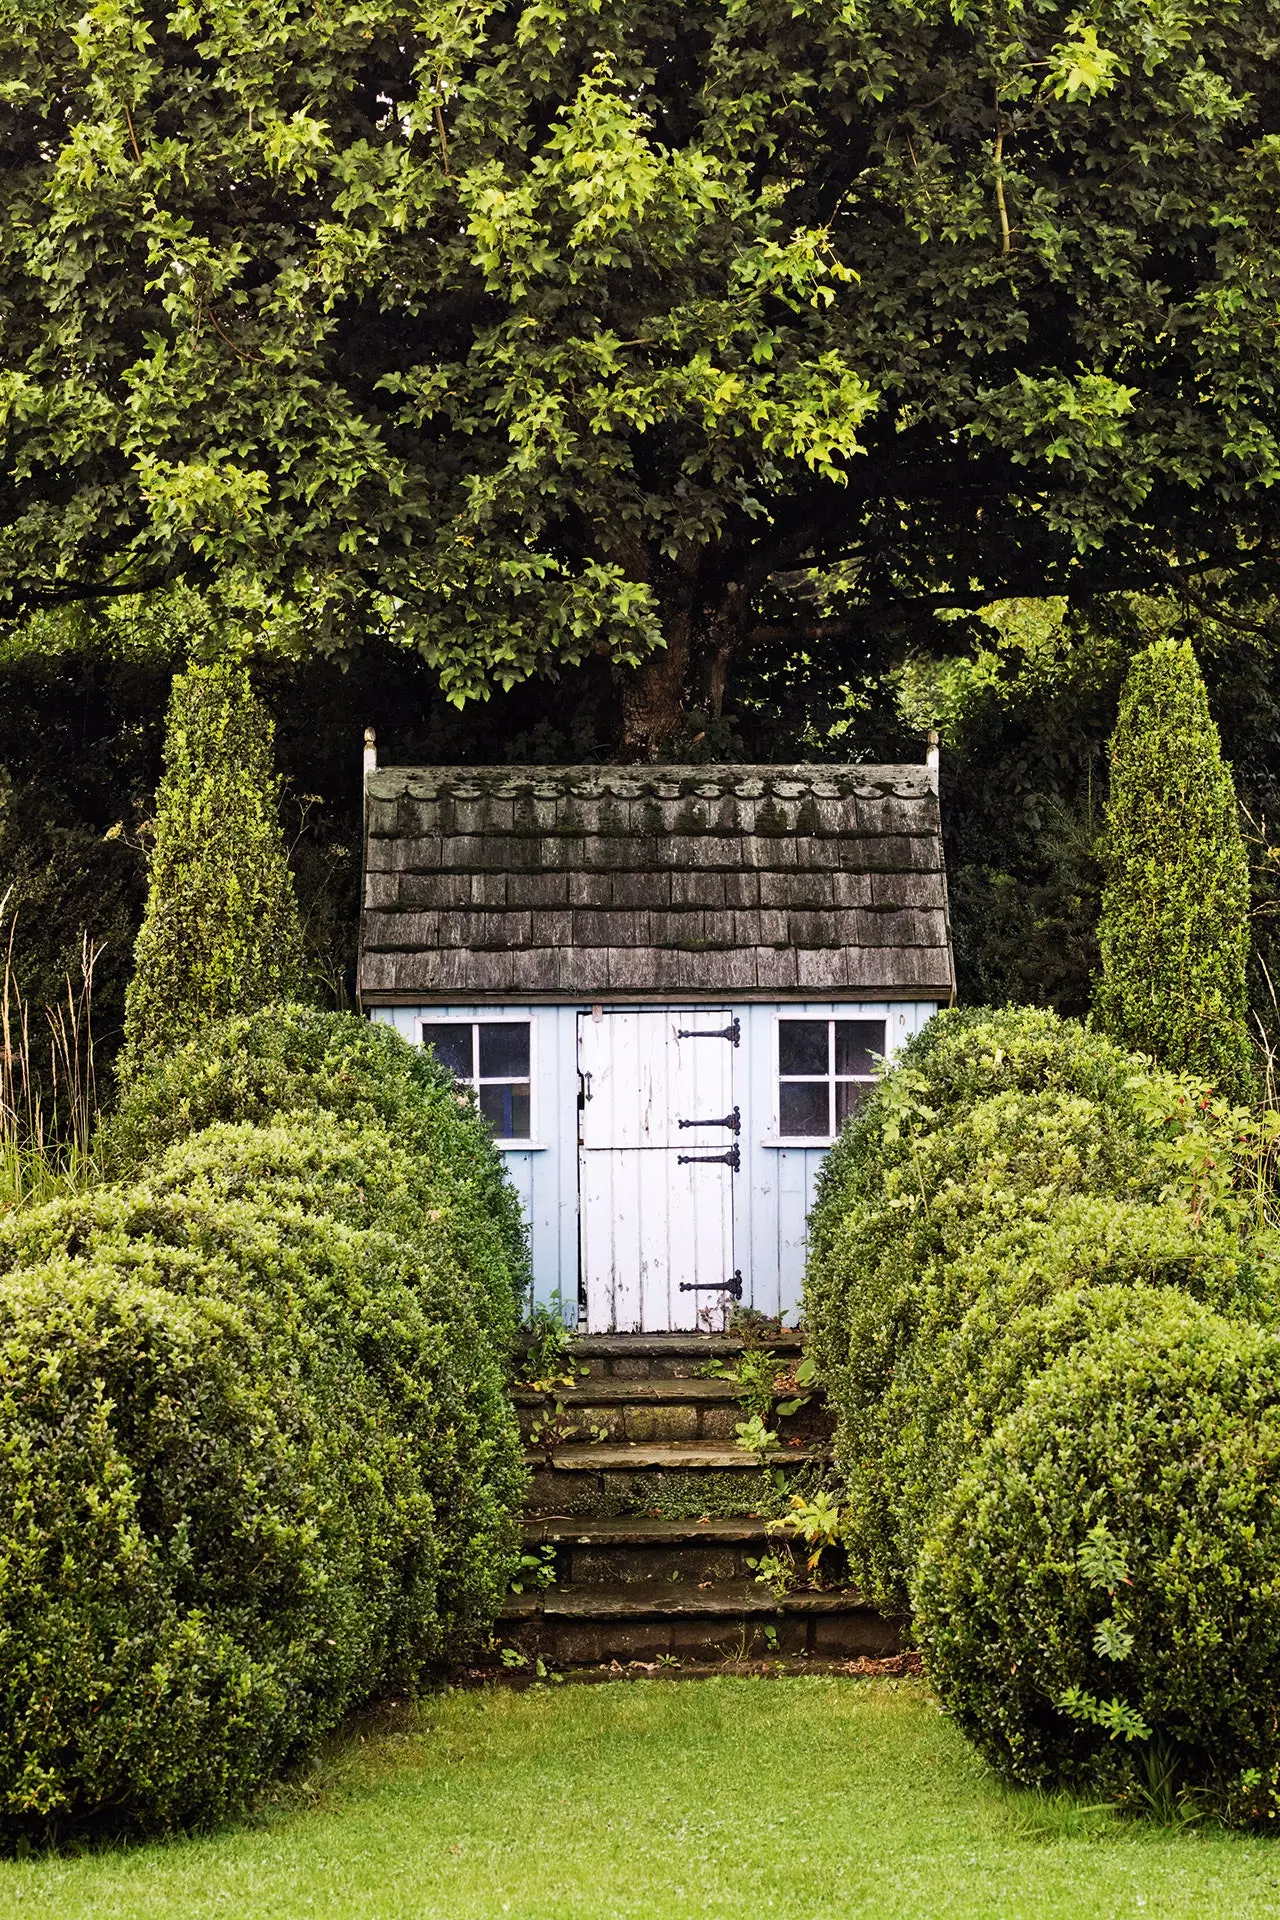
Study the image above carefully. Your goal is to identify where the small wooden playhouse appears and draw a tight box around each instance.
[358,749,954,1333]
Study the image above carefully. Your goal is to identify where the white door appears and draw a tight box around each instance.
[578,1009,739,1333]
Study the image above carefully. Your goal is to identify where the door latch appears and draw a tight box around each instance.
[677,1106,740,1135]
[676,1143,740,1171]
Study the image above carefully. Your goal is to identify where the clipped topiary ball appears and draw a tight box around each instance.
[0,1258,382,1838]
[103,1004,530,1349]
[886,1199,1280,1594]
[915,1289,1280,1826]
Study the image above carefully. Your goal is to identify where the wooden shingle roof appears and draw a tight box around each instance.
[358,762,954,1004]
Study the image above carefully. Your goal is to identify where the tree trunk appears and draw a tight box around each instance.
[616,574,748,759]
[618,615,692,760]
[701,584,748,722]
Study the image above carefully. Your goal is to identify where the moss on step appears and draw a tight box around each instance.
[533,1463,832,1523]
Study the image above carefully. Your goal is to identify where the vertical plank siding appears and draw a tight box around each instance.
[375,999,937,1326]
[578,1010,736,1331]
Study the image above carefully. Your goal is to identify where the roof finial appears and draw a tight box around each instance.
[926,729,940,780]
[363,728,377,782]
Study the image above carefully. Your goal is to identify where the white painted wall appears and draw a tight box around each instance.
[372,999,939,1327]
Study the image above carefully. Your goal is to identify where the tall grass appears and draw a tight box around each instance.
[0,893,102,1215]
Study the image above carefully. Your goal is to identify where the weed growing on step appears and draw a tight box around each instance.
[508,1547,557,1594]
[767,1491,847,1585]
[515,1293,585,1390]
[529,1401,609,1454]
[746,1549,798,1599]
[734,1412,781,1457]
[700,1338,816,1460]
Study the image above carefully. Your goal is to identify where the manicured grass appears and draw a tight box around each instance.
[3,1678,1279,1919]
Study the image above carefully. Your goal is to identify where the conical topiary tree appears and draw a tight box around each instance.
[1093,637,1253,1098]
[121,660,306,1074]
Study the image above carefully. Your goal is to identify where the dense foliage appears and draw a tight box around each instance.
[1093,640,1253,1097]
[805,1006,1172,1610]
[121,660,306,1074]
[0,1009,526,1838]
[3,3,1280,746]
[918,1292,1280,1824]
[805,1006,1280,1822]
[104,1003,530,1347]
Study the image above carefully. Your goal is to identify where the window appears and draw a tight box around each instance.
[777,1018,885,1140]
[420,1020,532,1140]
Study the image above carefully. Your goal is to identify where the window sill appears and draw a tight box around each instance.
[495,1140,549,1152]
[759,1137,837,1149]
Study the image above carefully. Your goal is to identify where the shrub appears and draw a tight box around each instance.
[915,1291,1280,1825]
[0,1006,531,1836]
[803,1009,1175,1609]
[805,1006,1155,1384]
[858,1196,1277,1616]
[887,1197,1279,1593]
[103,1004,530,1351]
[1093,638,1253,1099]
[0,1257,382,1836]
[120,660,305,1076]
[0,1114,526,1668]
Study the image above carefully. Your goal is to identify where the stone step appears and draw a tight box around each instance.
[499,1578,896,1667]
[523,1440,828,1513]
[515,1385,830,1445]
[520,1513,776,1585]
[525,1442,827,1469]
[551,1332,803,1382]
[523,1515,772,1545]
[515,1378,742,1447]
[512,1379,746,1404]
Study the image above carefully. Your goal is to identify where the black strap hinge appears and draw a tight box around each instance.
[677,1106,740,1135]
[679,1272,744,1299]
[676,1143,740,1171]
[676,1019,740,1046]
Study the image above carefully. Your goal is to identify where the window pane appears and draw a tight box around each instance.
[479,1022,531,1079]
[480,1082,531,1139]
[421,1023,474,1079]
[779,1020,829,1076]
[835,1020,885,1079]
[779,1081,830,1137]
[835,1080,870,1128]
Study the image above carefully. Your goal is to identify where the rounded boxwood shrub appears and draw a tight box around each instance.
[885,1197,1280,1605]
[805,1011,1178,1610]
[0,1113,525,1666]
[0,1257,386,1837]
[103,1005,530,1351]
[0,996,533,1838]
[915,1290,1280,1825]
[805,1006,1159,1388]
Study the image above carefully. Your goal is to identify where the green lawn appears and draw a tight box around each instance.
[3,1677,1279,1919]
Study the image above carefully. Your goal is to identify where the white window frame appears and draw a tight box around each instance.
[418,1013,538,1148]
[772,1011,887,1145]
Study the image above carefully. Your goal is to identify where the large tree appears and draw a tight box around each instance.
[3,0,1280,752]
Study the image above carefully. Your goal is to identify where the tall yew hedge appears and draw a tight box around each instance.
[121,661,305,1075]
[1092,639,1253,1098]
